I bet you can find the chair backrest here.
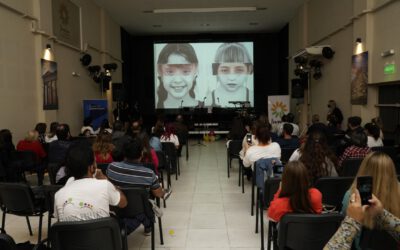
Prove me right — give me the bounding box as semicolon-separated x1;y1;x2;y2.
175;130;188;146
228;140;242;156
0;182;36;214
340;158;363;177
16;150;38;166
278;213;344;250
97;163;109;175
314;177;354;211
370;146;398;160
50;217;122;250
47;162;61;185
0;233;16;250
281;148;297;164
117;187;153;219
162;142;177;158
360;228;398;250
155;151;166;170
43;185;62;216
263;177;281;208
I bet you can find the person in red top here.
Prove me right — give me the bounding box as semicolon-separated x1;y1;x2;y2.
137;132;159;174
16;130;47;184
93;131;115;164
267;161;323;222
17;130;47;160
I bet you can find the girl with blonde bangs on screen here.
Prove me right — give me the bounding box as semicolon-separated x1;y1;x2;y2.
206;43;253;107
157;43;199;109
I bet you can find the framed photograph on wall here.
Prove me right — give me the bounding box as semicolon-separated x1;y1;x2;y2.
41;59;58;110
52;0;81;48
351;51;368;105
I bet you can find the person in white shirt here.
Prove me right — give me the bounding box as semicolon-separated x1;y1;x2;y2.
54;143;127;222
364;123;384;148
160;123;180;148
277;113;300;137
243;125;281;168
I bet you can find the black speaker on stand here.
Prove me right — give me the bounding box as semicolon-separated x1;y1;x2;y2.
112;83;125;102
291;77;308;98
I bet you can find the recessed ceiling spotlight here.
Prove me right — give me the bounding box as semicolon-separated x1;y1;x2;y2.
201;23;210;27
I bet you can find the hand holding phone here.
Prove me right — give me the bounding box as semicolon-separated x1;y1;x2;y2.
357;176;373;206
246;134;252;144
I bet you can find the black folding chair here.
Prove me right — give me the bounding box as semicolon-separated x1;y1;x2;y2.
15;151;43;184
360;228;398;250
176;131;189;161
155;151;167;190
227;140;242;183
278;213;344;250
371;146;398;160
0;182;47;244
50;217;123;250
259;177;281;250
43;185;62;245
162;142;179;182
280;148;297;165
117;187;163;250
340;158;363;177
314;177;354;211
0;233;17;250
142;163;167;208
47;162;61;185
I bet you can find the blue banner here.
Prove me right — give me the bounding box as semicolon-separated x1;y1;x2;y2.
83;100;108;130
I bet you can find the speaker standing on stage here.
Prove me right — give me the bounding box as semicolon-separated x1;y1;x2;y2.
156;44;200;109
206;43;254;107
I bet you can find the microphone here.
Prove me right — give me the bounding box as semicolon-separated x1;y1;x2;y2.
180;100;184;108
203;97;207;101
217;97;220;103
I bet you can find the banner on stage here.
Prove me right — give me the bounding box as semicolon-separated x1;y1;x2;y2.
267;95;290;125
83;100;108;130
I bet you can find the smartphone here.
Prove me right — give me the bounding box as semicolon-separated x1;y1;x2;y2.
357;176;373;205
246;134;252;144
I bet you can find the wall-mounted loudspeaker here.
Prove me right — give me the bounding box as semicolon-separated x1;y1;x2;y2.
291;79;304;98
112;83;125;102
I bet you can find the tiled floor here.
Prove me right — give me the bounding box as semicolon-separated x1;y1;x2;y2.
4;140;268;249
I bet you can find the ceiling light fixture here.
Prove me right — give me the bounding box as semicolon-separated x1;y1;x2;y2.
152;7;258;14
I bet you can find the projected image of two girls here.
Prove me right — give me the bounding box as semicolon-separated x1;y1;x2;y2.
156;43;253;109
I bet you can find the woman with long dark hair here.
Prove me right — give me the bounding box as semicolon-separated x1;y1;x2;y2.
156;43;199;109
268;161;323;222
137;132;159;174
289;130;338;185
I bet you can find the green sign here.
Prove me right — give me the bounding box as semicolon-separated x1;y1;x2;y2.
384;64;396;75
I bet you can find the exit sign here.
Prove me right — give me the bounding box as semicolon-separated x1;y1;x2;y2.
384;63;396;75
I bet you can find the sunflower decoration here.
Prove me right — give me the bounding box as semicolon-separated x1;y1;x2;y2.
271;101;288;119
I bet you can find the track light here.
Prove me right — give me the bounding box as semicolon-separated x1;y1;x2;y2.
103;63;118;71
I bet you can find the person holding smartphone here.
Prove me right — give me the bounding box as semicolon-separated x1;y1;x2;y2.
340;151;400;249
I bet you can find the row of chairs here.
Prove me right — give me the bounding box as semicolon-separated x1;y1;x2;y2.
0;182;163;250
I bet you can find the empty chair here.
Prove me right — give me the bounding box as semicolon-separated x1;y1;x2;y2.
176;130;189;161
340;158;363;177
50;217;123;250
278;213;344;250
43;185;62;241
0;182;47;244
314;177;354;211
226;139;242;181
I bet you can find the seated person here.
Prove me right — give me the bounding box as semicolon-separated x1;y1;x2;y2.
242;124;281;179
149;122;163;152
48;124;72;165
45;122;59;143
93;131;115;164
16;130;47;185
54;143;127;222
160;123;179;149
340;152;400;249
80;117;99;136
107;139;170;235
111;120;132;162
277;113;300;137
338;130;371;169
276;123;300;148
325;191;400;250
289;130;338;185
268;161;323;222
364;123;383;148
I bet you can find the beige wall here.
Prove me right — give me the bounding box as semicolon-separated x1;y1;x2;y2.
289;0;399;128
0;0;122;141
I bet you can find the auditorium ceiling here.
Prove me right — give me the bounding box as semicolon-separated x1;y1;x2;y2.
92;0;306;35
